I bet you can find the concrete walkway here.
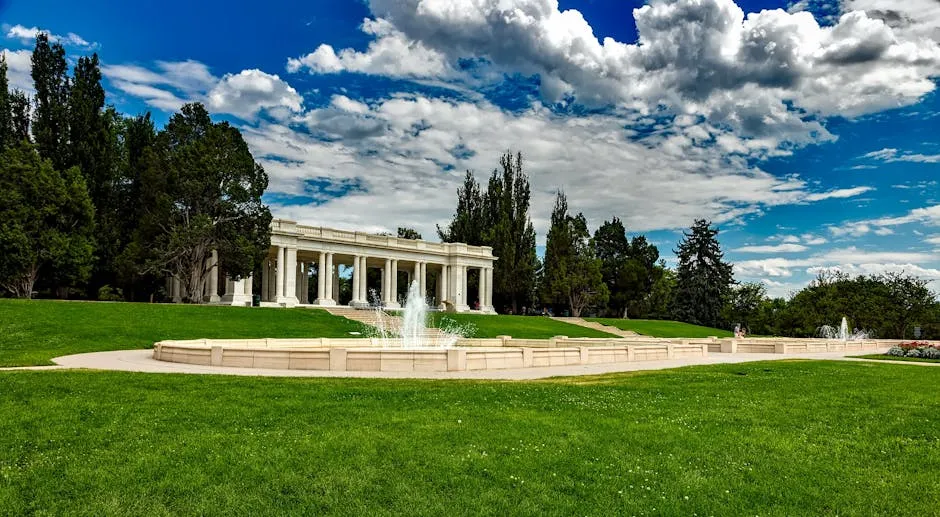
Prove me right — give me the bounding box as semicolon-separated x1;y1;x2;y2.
35;347;920;380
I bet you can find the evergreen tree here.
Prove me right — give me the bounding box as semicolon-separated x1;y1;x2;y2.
672;219;735;327
9;90;30;142
483;152;537;312
30;33;70;170
0;142;95;297
593;218;631;316
128;103;272;302
68;54;110;206
542;191;608;316
437;170;484;245
0;55;12;150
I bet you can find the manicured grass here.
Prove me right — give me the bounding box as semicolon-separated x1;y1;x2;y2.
1;361;939;515
854;354;940;364
429;313;617;339
588;317;733;338
0;299;364;367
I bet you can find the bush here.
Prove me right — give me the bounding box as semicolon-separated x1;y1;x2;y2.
922;347;940;360
887;346;906;357
97;285;124;302
906;348;924;358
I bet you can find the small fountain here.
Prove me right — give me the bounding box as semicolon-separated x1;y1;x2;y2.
818;317;870;341
366;280;473;348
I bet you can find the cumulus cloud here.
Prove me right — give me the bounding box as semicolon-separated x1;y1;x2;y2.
803;186;874;201
4;24;96;48
735;247;940;282
289;0;940;148
240;93;875;241
104;61;302;120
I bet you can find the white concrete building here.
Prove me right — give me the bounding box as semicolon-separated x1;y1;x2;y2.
182;219;497;312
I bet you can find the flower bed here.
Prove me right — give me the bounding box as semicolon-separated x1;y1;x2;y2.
887;342;940;360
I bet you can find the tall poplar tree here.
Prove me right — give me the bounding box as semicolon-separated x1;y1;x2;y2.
30;33;70;170
0;55;12;150
437;170;485;245
9;91;30;142
672;219;735;327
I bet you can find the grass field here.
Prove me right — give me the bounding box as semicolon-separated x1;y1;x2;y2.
429;313;617;339
0;300;364;367
1;361;938;515
854;354;940;364
588;318;733;338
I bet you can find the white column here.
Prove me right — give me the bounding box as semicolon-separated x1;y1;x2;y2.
283;247;298;306
383;259;391;304
389;259;400;308
208;250;220;303
359;257;369;303
351;255;361;305
325;253;334;302
478;268;486;311
456;266;469;311
245;274;253;297
413;262;420;291
420;262;427;301
332;262;340;304
317;252;326;303
440;265;449;307
486;267;494;310
275;246;284;300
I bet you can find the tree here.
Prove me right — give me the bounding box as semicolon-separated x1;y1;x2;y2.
397;227;422;240
437;170;484;245
482;152;537;312
0;55;12;150
128;103;272;302
724;282;767;332
593;218;631;316
0;142;94;297
541;191;608;316
672;219;735;328
68;54;111;207
9;90;30;142
30;32;71;170
882;272;935;339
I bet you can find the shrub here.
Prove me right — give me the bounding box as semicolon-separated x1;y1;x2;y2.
906;348;924;358
887;346;906;357
922;347;940;360
97;285;124;302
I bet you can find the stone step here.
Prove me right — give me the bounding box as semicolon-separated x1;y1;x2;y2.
550;317;638;337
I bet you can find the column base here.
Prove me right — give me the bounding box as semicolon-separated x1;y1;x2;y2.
208;295;221;304
276;296;299;307
454;304;471;313
221;294;252;307
385;301;401;310
480;306;497;314
313;298;336;306
349;300;370;309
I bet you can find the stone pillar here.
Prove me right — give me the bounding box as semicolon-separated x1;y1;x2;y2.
332;262;340;304
360;257;369;303
420;262;427;301
261;260;269;302
383;258;392;305
282;247;298;306
440;265;449;308
222;274;251;306
456;266;469;311
388;259;400;308
351;255;361;306
275;246;284;301
316;252;326;304
172;276;182;303
478;267;486;311
244;274;253;297
208;250;220;303
298;262;306;304
325;253;335;303
485;267;494;312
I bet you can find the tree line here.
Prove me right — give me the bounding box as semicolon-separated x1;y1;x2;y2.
0;34;270;301
438;153;938;338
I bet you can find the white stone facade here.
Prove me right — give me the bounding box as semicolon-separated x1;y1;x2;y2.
197;219;497;312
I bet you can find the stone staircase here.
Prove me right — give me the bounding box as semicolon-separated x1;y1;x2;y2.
323;306;449;341
550;317;638;337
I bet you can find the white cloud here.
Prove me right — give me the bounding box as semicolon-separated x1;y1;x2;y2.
841;0;940;42
104;61;302;120
735;243;809;253
861;147;940;164
926;235;940;245
4;24;96;49
288;0;940;149
207;69;303;120
0;49;33;91
803;186;874;201
735;247;939;280
830;204;940;237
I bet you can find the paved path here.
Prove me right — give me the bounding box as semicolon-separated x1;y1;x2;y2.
34;347;924;380
551;317;639;337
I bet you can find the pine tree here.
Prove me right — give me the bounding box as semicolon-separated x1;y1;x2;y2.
672;219;735;327
30;32;70;170
0;55;12;150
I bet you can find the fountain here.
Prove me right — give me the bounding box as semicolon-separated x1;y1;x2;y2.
818;317;870;341
367;280;472;348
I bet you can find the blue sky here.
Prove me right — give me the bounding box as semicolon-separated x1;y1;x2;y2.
2;0;939;297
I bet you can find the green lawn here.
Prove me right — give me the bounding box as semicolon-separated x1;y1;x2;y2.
854;354;940;364
429;313;617;339
588;318;733;338
1;361;939;515
0;299;364;367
